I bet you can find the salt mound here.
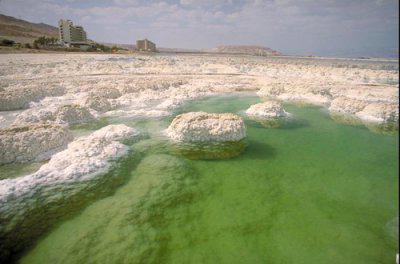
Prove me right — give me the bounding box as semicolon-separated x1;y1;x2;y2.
0;124;73;165
245;100;289;119
0;85;65;111
14;104;96;125
84;96;112;112
329;97;368;115
257;84;331;106
166;112;246;142
355;102;399;124
90;87;121;99
55;104;96;125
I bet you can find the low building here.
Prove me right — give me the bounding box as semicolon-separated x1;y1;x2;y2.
59;19;87;46
136;39;156;52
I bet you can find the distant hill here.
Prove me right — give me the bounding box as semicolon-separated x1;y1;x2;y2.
210;45;281;56
0;14;59;43
158;47;201;53
99;42;136;50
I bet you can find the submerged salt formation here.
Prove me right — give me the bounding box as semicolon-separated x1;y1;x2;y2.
0;124;141;262
20;154;199;264
246;100;289;119
166;112;246;142
0;124;73;165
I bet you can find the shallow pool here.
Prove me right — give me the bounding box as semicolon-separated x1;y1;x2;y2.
17;95;399;263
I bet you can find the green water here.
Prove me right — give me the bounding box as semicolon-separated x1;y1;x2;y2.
20;95;399;264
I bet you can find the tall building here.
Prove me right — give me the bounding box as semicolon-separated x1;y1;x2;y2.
59;19;87;45
136;39;156;52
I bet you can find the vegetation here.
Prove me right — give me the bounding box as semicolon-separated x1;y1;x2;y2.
0;36;129;53
92;43;111;52
33;36;58;47
0;38;15;46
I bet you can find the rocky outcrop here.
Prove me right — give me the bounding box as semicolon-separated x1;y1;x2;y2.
166;112;246;142
245;100;289;119
0;124;73;165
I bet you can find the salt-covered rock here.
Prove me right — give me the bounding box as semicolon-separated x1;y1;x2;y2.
257;84;285;98
90;87;121;99
355;103;399;124
84;96;112;112
55;104;96;125
166;112;246;142
257;83;332;106
0;124;73;165
245;101;289;119
0;85;65;111
14;104;96;126
329;97;368;115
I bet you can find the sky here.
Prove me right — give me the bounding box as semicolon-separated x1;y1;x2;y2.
0;0;398;57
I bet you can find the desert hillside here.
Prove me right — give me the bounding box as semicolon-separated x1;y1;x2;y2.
212;45;281;56
0;14;58;43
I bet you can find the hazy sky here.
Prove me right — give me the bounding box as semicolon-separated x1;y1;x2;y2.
0;0;398;57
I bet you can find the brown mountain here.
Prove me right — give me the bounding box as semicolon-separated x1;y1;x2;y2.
0;14;58;43
211;45;281;56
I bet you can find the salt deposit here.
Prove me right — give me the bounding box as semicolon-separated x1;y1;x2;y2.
14;104;96;125
0;124;141;259
166;112;246;142
246;100;289;119
0;124;73;165
0;53;397;129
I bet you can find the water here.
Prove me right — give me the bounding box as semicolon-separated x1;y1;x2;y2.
10;95;399;263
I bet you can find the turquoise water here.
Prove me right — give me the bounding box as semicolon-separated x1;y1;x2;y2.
16;95;399;263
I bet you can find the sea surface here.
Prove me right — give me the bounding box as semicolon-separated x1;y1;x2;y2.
6;95;399;264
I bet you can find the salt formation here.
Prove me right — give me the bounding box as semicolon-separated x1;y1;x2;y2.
0;124;141;261
19;154;198;264
258;82;398;126
0;85;65;111
84;96;112;112
0;124;73;165
14;104;96;125
245;100;289;119
257;84;332;106
89;86;121;99
166;112;246;142
355;103;398;124
0;54;397;130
